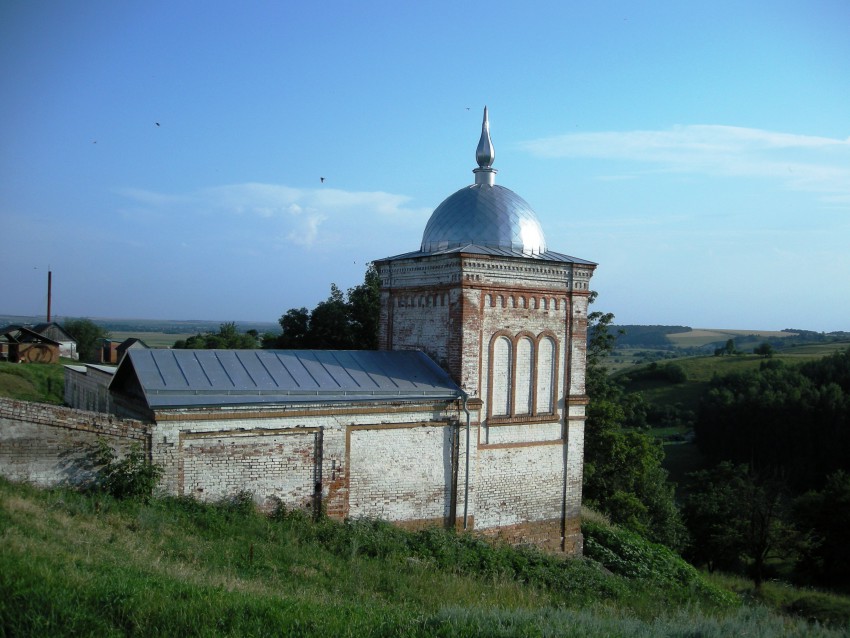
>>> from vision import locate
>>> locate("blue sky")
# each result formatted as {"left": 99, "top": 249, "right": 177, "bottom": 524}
{"left": 2, "top": 1, "right": 848, "bottom": 332}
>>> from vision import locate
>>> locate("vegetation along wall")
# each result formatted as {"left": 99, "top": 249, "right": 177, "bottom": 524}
{"left": 0, "top": 397, "right": 150, "bottom": 488}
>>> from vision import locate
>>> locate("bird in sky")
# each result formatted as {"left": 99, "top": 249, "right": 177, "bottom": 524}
{"left": 320, "top": 177, "right": 325, "bottom": 183}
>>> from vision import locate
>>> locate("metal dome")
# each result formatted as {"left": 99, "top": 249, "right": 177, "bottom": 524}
{"left": 419, "top": 107, "right": 548, "bottom": 255}
{"left": 420, "top": 184, "right": 547, "bottom": 254}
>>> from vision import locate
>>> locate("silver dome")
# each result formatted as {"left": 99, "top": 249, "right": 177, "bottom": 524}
{"left": 420, "top": 184, "right": 547, "bottom": 254}
{"left": 419, "top": 107, "right": 548, "bottom": 255}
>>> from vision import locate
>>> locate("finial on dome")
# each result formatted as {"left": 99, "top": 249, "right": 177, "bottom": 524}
{"left": 473, "top": 106, "right": 497, "bottom": 185}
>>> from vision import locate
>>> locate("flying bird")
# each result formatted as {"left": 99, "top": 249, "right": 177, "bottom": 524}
{"left": 320, "top": 177, "right": 325, "bottom": 183}
{"left": 155, "top": 122, "right": 160, "bottom": 127}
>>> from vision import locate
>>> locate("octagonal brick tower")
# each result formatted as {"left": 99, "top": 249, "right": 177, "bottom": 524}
{"left": 373, "top": 108, "right": 596, "bottom": 553}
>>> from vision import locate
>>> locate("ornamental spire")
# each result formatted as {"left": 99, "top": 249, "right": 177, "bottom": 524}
{"left": 473, "top": 106, "right": 497, "bottom": 185}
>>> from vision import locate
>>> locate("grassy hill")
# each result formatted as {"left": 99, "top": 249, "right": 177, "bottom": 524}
{"left": 0, "top": 360, "right": 65, "bottom": 404}
{"left": 3, "top": 479, "right": 848, "bottom": 636}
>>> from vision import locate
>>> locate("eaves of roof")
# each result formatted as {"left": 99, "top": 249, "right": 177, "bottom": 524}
{"left": 375, "top": 244, "right": 596, "bottom": 265}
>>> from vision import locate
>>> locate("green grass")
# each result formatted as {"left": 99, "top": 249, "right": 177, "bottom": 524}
{"left": 0, "top": 360, "right": 66, "bottom": 404}
{"left": 2, "top": 479, "right": 847, "bottom": 636}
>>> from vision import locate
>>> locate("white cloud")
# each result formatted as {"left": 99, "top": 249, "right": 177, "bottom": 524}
{"left": 118, "top": 182, "right": 430, "bottom": 248}
{"left": 520, "top": 125, "right": 850, "bottom": 206}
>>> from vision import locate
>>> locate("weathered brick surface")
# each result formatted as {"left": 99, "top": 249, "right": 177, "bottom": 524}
{"left": 0, "top": 398, "right": 149, "bottom": 487}
{"left": 146, "top": 401, "right": 466, "bottom": 519}
{"left": 180, "top": 428, "right": 320, "bottom": 511}
{"left": 376, "top": 251, "right": 594, "bottom": 553}
{"left": 348, "top": 422, "right": 459, "bottom": 523}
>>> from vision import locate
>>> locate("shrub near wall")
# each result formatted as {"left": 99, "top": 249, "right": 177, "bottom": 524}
{"left": 0, "top": 398, "right": 150, "bottom": 488}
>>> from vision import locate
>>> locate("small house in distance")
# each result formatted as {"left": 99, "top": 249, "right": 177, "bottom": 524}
{"left": 100, "top": 337, "right": 149, "bottom": 364}
{"left": 0, "top": 325, "right": 61, "bottom": 363}
{"left": 32, "top": 322, "right": 78, "bottom": 360}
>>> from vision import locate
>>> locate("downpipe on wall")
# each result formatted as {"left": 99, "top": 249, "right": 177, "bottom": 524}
{"left": 460, "top": 390, "right": 471, "bottom": 530}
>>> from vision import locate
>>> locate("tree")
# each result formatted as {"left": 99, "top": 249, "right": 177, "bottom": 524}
{"left": 346, "top": 264, "right": 380, "bottom": 350}
{"left": 793, "top": 470, "right": 850, "bottom": 586}
{"left": 267, "top": 264, "right": 381, "bottom": 350}
{"left": 275, "top": 308, "right": 310, "bottom": 348}
{"left": 754, "top": 342, "right": 774, "bottom": 357}
{"left": 583, "top": 295, "right": 687, "bottom": 549}
{"left": 173, "top": 322, "right": 258, "bottom": 349}
{"left": 63, "top": 318, "right": 110, "bottom": 362}
{"left": 695, "top": 350, "right": 850, "bottom": 492}
{"left": 309, "top": 284, "right": 352, "bottom": 348}
{"left": 683, "top": 463, "right": 796, "bottom": 588}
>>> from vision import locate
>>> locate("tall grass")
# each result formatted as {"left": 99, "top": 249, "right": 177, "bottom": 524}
{"left": 1, "top": 479, "right": 846, "bottom": 637}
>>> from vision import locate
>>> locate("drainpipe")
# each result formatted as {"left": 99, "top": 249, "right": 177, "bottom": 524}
{"left": 460, "top": 390, "right": 471, "bottom": 530}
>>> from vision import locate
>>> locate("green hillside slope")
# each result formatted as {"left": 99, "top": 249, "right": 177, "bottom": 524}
{"left": 2, "top": 480, "right": 847, "bottom": 636}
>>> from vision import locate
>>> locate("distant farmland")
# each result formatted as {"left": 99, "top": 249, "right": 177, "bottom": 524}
{"left": 666, "top": 328, "right": 798, "bottom": 348}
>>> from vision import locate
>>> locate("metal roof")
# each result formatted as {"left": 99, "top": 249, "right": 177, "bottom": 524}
{"left": 377, "top": 244, "right": 596, "bottom": 265}
{"left": 420, "top": 184, "right": 548, "bottom": 255}
{"left": 111, "top": 349, "right": 462, "bottom": 409}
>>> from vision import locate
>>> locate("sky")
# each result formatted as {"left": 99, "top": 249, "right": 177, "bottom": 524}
{"left": 2, "top": 1, "right": 849, "bottom": 332}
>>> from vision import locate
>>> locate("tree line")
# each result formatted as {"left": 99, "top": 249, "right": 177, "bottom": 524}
{"left": 685, "top": 348, "right": 850, "bottom": 587}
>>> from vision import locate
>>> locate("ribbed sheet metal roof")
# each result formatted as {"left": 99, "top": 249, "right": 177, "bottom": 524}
{"left": 112, "top": 349, "right": 462, "bottom": 409}
{"left": 377, "top": 244, "right": 596, "bottom": 265}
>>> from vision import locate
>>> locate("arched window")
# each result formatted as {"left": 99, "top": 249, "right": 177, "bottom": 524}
{"left": 536, "top": 336, "right": 556, "bottom": 414}
{"left": 491, "top": 336, "right": 512, "bottom": 416}
{"left": 515, "top": 337, "right": 534, "bottom": 415}
{"left": 488, "top": 332, "right": 560, "bottom": 420}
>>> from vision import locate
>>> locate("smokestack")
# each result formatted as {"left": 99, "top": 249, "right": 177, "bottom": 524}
{"left": 47, "top": 270, "right": 52, "bottom": 323}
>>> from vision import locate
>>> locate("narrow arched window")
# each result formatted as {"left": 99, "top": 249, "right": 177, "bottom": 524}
{"left": 536, "top": 336, "right": 556, "bottom": 414}
{"left": 515, "top": 337, "right": 534, "bottom": 415}
{"left": 491, "top": 336, "right": 512, "bottom": 416}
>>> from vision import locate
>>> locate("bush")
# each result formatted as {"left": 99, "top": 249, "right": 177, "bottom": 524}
{"left": 87, "top": 439, "right": 162, "bottom": 501}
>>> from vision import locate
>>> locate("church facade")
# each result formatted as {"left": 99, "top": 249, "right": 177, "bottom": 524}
{"left": 373, "top": 108, "right": 596, "bottom": 551}
{"left": 9, "top": 109, "right": 595, "bottom": 554}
